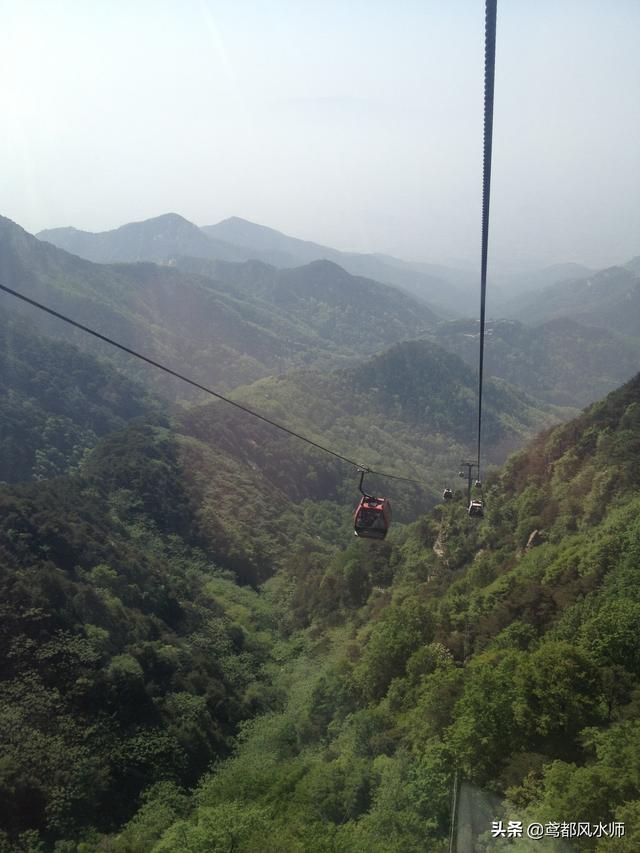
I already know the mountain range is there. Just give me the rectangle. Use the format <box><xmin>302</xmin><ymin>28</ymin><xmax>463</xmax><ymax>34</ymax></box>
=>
<box><xmin>37</xmin><ymin>213</ymin><xmax>472</xmax><ymax>314</ymax></box>
<box><xmin>7</xmin><ymin>209</ymin><xmax>639</xmax><ymax>420</ymax></box>
<box><xmin>507</xmin><ymin>264</ymin><xmax>640</xmax><ymax>335</ymax></box>
<box><xmin>37</xmin><ymin>212</ymin><xmax>640</xmax><ymax>332</ymax></box>
<box><xmin>2</xmin><ymin>216</ymin><xmax>439</xmax><ymax>395</ymax></box>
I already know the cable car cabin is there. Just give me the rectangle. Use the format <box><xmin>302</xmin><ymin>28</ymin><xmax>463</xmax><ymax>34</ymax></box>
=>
<box><xmin>468</xmin><ymin>499</ymin><xmax>484</xmax><ymax>518</ymax></box>
<box><xmin>354</xmin><ymin>496</ymin><xmax>392</xmax><ymax>540</ymax></box>
<box><xmin>443</xmin><ymin>488</ymin><xmax>453</xmax><ymax>502</ymax></box>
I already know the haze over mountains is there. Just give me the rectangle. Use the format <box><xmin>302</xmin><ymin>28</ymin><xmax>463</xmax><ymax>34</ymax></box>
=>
<box><xmin>498</xmin><ymin>261</ymin><xmax>594</xmax><ymax>295</ymax></box>
<box><xmin>7</xmin><ymin>204</ymin><xmax>639</xmax><ymax>523</ymax></box>
<box><xmin>10</xmin><ymin>205</ymin><xmax>638</xmax><ymax>552</ymax></box>
<box><xmin>37</xmin><ymin>213</ymin><xmax>473</xmax><ymax>315</ymax></box>
<box><xmin>13</xmin><ymin>209</ymin><xmax>640</xmax><ymax>414</ymax></box>
<box><xmin>0</xmin><ymin>208</ymin><xmax>579</xmax><ymax>530</ymax></box>
<box><xmin>38</xmin><ymin>213</ymin><xmax>290</xmax><ymax>267</ymax></box>
<box><xmin>507</xmin><ymin>264</ymin><xmax>640</xmax><ymax>336</ymax></box>
<box><xmin>3</xmin><ymin>216</ymin><xmax>440</xmax><ymax>394</ymax></box>
<box><xmin>37</xmin><ymin>211</ymin><xmax>640</xmax><ymax>327</ymax></box>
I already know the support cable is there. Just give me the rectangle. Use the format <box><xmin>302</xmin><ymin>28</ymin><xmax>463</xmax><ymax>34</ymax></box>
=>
<box><xmin>476</xmin><ymin>0</ymin><xmax>497</xmax><ymax>480</ymax></box>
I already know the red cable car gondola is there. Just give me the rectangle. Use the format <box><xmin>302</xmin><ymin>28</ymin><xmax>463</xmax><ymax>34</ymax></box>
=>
<box><xmin>354</xmin><ymin>469</ymin><xmax>392</xmax><ymax>540</ymax></box>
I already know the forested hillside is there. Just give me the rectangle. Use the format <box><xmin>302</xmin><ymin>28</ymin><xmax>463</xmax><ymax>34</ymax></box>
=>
<box><xmin>0</xmin><ymin>422</ymin><xmax>283</xmax><ymax>846</ymax></box>
<box><xmin>175</xmin><ymin>257</ymin><xmax>439</xmax><ymax>355</ymax></box>
<box><xmin>3</xmin><ymin>280</ymin><xmax>640</xmax><ymax>849</ymax></box>
<box><xmin>1</xmin><ymin>216</ymin><xmax>289</xmax><ymax>392</ymax></box>
<box><xmin>0</xmin><ymin>306</ymin><xmax>343</xmax><ymax>566</ymax></box>
<box><xmin>202</xmin><ymin>216</ymin><xmax>473</xmax><ymax>313</ymax></box>
<box><xmin>28</xmin><ymin>213</ymin><xmax>640</xmax><ymax>414</ymax></box>
<box><xmin>0</xmin><ymin>303</ymin><xmax>561</xmax><ymax>570</ymax></box>
<box><xmin>100</xmin><ymin>373</ymin><xmax>640</xmax><ymax>852</ymax></box>
<box><xmin>3</xmin><ymin>217</ymin><xmax>440</xmax><ymax>396</ymax></box>
<box><xmin>509</xmin><ymin>265</ymin><xmax>640</xmax><ymax>337</ymax></box>
<box><xmin>230</xmin><ymin>339</ymin><xmax>565</xmax><ymax>484</ymax></box>
<box><xmin>4</xmin><ymin>0</ymin><xmax>640</xmax><ymax>848</ymax></box>
<box><xmin>178</xmin><ymin>256</ymin><xmax>640</xmax><ymax>413</ymax></box>
<box><xmin>430</xmin><ymin>317</ymin><xmax>640</xmax><ymax>407</ymax></box>
<box><xmin>0</xmin><ymin>312</ymin><xmax>158</xmax><ymax>482</ymax></box>
<box><xmin>4</xmin><ymin>210</ymin><xmax>640</xmax><ymax>851</ymax></box>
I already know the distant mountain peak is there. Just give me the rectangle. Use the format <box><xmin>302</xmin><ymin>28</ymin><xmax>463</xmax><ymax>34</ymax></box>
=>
<box><xmin>303</xmin><ymin>258</ymin><xmax>346</xmax><ymax>273</ymax></box>
<box><xmin>214</xmin><ymin>216</ymin><xmax>298</xmax><ymax>236</ymax></box>
<box><xmin>115</xmin><ymin>212</ymin><xmax>198</xmax><ymax>232</ymax></box>
<box><xmin>151</xmin><ymin>211</ymin><xmax>187</xmax><ymax>222</ymax></box>
<box><xmin>218</xmin><ymin>215</ymin><xmax>265</xmax><ymax>228</ymax></box>
<box><xmin>625</xmin><ymin>255</ymin><xmax>640</xmax><ymax>274</ymax></box>
<box><xmin>0</xmin><ymin>214</ymin><xmax>29</xmax><ymax>234</ymax></box>
<box><xmin>595</xmin><ymin>264</ymin><xmax>635</xmax><ymax>281</ymax></box>
<box><xmin>35</xmin><ymin>212</ymin><xmax>255</xmax><ymax>265</ymax></box>
<box><xmin>203</xmin><ymin>217</ymin><xmax>475</xmax><ymax>315</ymax></box>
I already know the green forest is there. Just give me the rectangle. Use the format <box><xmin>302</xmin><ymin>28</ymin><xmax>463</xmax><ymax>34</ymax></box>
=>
<box><xmin>2</xmin><ymin>316</ymin><xmax>640</xmax><ymax>852</ymax></box>
<box><xmin>3</xmin><ymin>210</ymin><xmax>640</xmax><ymax>852</ymax></box>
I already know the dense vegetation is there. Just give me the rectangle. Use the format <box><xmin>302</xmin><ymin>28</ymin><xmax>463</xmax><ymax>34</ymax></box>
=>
<box><xmin>174</xmin><ymin>256</ymin><xmax>440</xmax><ymax>355</ymax></box>
<box><xmin>3</xmin><ymin>321</ymin><xmax>640</xmax><ymax>849</ymax></box>
<box><xmin>0</xmin><ymin>422</ymin><xmax>281</xmax><ymax>849</ymax></box>
<box><xmin>431</xmin><ymin>317</ymin><xmax>640</xmax><ymax>408</ymax></box>
<box><xmin>12</xmin><ymin>213</ymin><xmax>640</xmax><ymax>413</ymax></box>
<box><xmin>4</xmin><ymin>213</ymin><xmax>640</xmax><ymax>850</ymax></box>
<box><xmin>0</xmin><ymin>313</ymin><xmax>157</xmax><ymax>483</ymax></box>
<box><xmin>232</xmin><ymin>339</ymin><xmax>565</xmax><ymax>480</ymax></box>
<box><xmin>94</xmin><ymin>373</ymin><xmax>640</xmax><ymax>852</ymax></box>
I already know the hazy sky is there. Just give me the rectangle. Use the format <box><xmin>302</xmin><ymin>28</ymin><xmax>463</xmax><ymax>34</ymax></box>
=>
<box><xmin>1</xmin><ymin>0</ymin><xmax>639</xmax><ymax>272</ymax></box>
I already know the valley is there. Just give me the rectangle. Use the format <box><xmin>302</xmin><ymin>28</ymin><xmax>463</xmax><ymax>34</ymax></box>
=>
<box><xmin>1</xmin><ymin>211</ymin><xmax>640</xmax><ymax>851</ymax></box>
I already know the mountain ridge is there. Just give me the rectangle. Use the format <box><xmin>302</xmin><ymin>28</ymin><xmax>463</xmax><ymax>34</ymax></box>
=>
<box><xmin>37</xmin><ymin>212</ymin><xmax>467</xmax><ymax>313</ymax></box>
<box><xmin>3</xmin><ymin>215</ymin><xmax>442</xmax><ymax>396</ymax></box>
<box><xmin>507</xmin><ymin>264</ymin><xmax>640</xmax><ymax>336</ymax></box>
<box><xmin>37</xmin><ymin>212</ymin><xmax>269</xmax><ymax>265</ymax></box>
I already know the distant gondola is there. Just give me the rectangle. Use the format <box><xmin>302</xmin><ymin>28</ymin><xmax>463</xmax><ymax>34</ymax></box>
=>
<box><xmin>443</xmin><ymin>488</ymin><xmax>453</xmax><ymax>502</ymax></box>
<box><xmin>468</xmin><ymin>499</ymin><xmax>484</xmax><ymax>518</ymax></box>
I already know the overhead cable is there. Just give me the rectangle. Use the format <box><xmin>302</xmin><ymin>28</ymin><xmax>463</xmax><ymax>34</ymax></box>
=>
<box><xmin>476</xmin><ymin>0</ymin><xmax>497</xmax><ymax>479</ymax></box>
